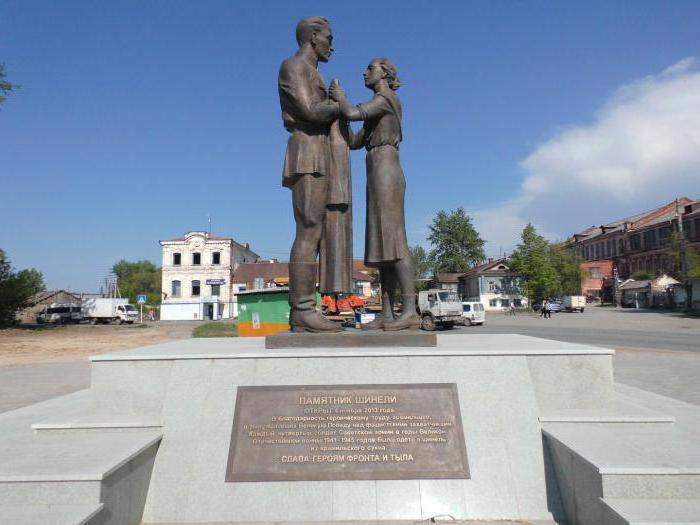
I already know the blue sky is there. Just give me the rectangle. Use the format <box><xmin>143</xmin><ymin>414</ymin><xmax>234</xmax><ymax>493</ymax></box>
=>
<box><xmin>2</xmin><ymin>1</ymin><xmax>700</xmax><ymax>291</ymax></box>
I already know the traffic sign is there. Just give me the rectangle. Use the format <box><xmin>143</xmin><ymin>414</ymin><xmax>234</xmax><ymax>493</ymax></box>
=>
<box><xmin>137</xmin><ymin>294</ymin><xmax>147</xmax><ymax>304</ymax></box>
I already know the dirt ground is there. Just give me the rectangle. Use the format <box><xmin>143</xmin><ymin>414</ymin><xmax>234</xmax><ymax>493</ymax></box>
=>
<box><xmin>0</xmin><ymin>321</ymin><xmax>197</xmax><ymax>367</ymax></box>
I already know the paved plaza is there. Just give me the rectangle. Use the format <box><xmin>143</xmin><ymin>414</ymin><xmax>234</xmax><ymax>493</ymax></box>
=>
<box><xmin>0</xmin><ymin>308</ymin><xmax>699</xmax><ymax>413</ymax></box>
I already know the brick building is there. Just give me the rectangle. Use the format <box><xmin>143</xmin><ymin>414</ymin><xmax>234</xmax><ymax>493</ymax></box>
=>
<box><xmin>569</xmin><ymin>197</ymin><xmax>700</xmax><ymax>299</ymax></box>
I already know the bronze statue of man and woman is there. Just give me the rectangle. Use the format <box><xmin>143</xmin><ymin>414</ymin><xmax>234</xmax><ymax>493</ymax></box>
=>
<box><xmin>278</xmin><ymin>16</ymin><xmax>417</xmax><ymax>333</ymax></box>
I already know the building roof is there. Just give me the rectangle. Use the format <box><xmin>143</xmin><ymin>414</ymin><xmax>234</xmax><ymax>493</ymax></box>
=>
<box><xmin>353</xmin><ymin>270</ymin><xmax>372</xmax><ymax>282</ymax></box>
<box><xmin>459</xmin><ymin>258</ymin><xmax>511</xmax><ymax>279</ymax></box>
<box><xmin>572</xmin><ymin>198</ymin><xmax>695</xmax><ymax>241</ymax></box>
<box><xmin>28</xmin><ymin>290</ymin><xmax>81</xmax><ymax>305</ymax></box>
<box><xmin>432</xmin><ymin>272</ymin><xmax>462</xmax><ymax>284</ymax></box>
<box><xmin>160</xmin><ymin>231</ymin><xmax>233</xmax><ymax>243</ymax></box>
<box><xmin>618</xmin><ymin>279</ymin><xmax>652</xmax><ymax>290</ymax></box>
<box><xmin>233</xmin><ymin>262</ymin><xmax>290</xmax><ymax>284</ymax></box>
<box><xmin>233</xmin><ymin>262</ymin><xmax>373</xmax><ymax>287</ymax></box>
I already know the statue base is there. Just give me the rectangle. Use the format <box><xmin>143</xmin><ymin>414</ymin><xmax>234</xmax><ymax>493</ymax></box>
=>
<box><xmin>265</xmin><ymin>329</ymin><xmax>436</xmax><ymax>349</ymax></box>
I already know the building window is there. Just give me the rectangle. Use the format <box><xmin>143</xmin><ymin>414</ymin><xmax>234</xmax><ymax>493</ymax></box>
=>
<box><xmin>212</xmin><ymin>252</ymin><xmax>221</xmax><ymax>265</ymax></box>
<box><xmin>513</xmin><ymin>299</ymin><xmax>522</xmax><ymax>307</ymax></box>
<box><xmin>659</xmin><ymin>226</ymin><xmax>671</xmax><ymax>241</ymax></box>
<box><xmin>211</xmin><ymin>284</ymin><xmax>221</xmax><ymax>296</ymax></box>
<box><xmin>643</xmin><ymin>230</ymin><xmax>657</xmax><ymax>249</ymax></box>
<box><xmin>606</xmin><ymin>240</ymin><xmax>612</xmax><ymax>257</ymax></box>
<box><xmin>489</xmin><ymin>299</ymin><xmax>498</xmax><ymax>307</ymax></box>
<box><xmin>173</xmin><ymin>253</ymin><xmax>181</xmax><ymax>265</ymax></box>
<box><xmin>630</xmin><ymin>234</ymin><xmax>641</xmax><ymax>251</ymax></box>
<box><xmin>619</xmin><ymin>239</ymin><xmax>625</xmax><ymax>254</ymax></box>
<box><xmin>171</xmin><ymin>280</ymin><xmax>181</xmax><ymax>297</ymax></box>
<box><xmin>488</xmin><ymin>280</ymin><xmax>496</xmax><ymax>292</ymax></box>
<box><xmin>192</xmin><ymin>252</ymin><xmax>201</xmax><ymax>265</ymax></box>
<box><xmin>192</xmin><ymin>280</ymin><xmax>200</xmax><ymax>297</ymax></box>
<box><xmin>590</xmin><ymin>267</ymin><xmax>601</xmax><ymax>279</ymax></box>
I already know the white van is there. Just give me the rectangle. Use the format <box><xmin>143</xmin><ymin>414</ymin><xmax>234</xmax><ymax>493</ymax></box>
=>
<box><xmin>461</xmin><ymin>302</ymin><xmax>485</xmax><ymax>326</ymax></box>
<box><xmin>37</xmin><ymin>303</ymin><xmax>83</xmax><ymax>324</ymax></box>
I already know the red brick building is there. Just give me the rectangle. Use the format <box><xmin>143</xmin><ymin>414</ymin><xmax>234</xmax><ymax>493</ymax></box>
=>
<box><xmin>569</xmin><ymin>197</ymin><xmax>700</xmax><ymax>299</ymax></box>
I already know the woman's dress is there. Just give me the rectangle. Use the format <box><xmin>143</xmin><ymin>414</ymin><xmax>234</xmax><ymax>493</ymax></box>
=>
<box><xmin>356</xmin><ymin>90</ymin><xmax>410</xmax><ymax>266</ymax></box>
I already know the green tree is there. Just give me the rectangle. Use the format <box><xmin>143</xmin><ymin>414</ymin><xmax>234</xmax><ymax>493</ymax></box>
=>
<box><xmin>0</xmin><ymin>64</ymin><xmax>19</xmax><ymax>105</ymax></box>
<box><xmin>0</xmin><ymin>249</ymin><xmax>45</xmax><ymax>327</ymax></box>
<box><xmin>550</xmin><ymin>242</ymin><xmax>583</xmax><ymax>295</ymax></box>
<box><xmin>427</xmin><ymin>207</ymin><xmax>486</xmax><ymax>273</ymax></box>
<box><xmin>409</xmin><ymin>245</ymin><xmax>431</xmax><ymax>291</ymax></box>
<box><xmin>667</xmin><ymin>232</ymin><xmax>700</xmax><ymax>279</ymax></box>
<box><xmin>509</xmin><ymin>224</ymin><xmax>560</xmax><ymax>304</ymax></box>
<box><xmin>687</xmin><ymin>248</ymin><xmax>700</xmax><ymax>279</ymax></box>
<box><xmin>112</xmin><ymin>260</ymin><xmax>161</xmax><ymax>305</ymax></box>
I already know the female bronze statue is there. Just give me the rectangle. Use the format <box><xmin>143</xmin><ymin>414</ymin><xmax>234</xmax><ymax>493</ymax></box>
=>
<box><xmin>330</xmin><ymin>58</ymin><xmax>418</xmax><ymax>330</ymax></box>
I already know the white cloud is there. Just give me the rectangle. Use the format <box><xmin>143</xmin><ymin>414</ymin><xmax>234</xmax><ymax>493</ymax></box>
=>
<box><xmin>473</xmin><ymin>58</ymin><xmax>700</xmax><ymax>254</ymax></box>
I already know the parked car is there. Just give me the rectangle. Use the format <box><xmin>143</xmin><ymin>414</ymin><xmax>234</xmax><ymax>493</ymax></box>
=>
<box><xmin>461</xmin><ymin>302</ymin><xmax>485</xmax><ymax>326</ymax></box>
<box><xmin>533</xmin><ymin>300</ymin><xmax>562</xmax><ymax>313</ymax></box>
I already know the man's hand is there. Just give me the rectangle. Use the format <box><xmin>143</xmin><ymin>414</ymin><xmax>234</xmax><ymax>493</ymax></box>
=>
<box><xmin>329</xmin><ymin>79</ymin><xmax>346</xmax><ymax>102</ymax></box>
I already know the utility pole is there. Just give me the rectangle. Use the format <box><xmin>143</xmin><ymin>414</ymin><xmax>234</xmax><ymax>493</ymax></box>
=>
<box><xmin>675</xmin><ymin>199</ymin><xmax>691</xmax><ymax>310</ymax></box>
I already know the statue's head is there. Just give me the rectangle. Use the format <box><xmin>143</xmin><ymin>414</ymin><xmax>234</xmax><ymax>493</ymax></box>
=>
<box><xmin>364</xmin><ymin>58</ymin><xmax>400</xmax><ymax>91</ymax></box>
<box><xmin>296</xmin><ymin>16</ymin><xmax>333</xmax><ymax>62</ymax></box>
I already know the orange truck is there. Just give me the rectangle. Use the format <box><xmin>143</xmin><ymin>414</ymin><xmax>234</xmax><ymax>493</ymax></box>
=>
<box><xmin>321</xmin><ymin>295</ymin><xmax>366</xmax><ymax>315</ymax></box>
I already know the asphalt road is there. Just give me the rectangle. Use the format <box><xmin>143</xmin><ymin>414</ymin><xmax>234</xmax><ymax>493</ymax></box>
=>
<box><xmin>456</xmin><ymin>316</ymin><xmax>700</xmax><ymax>352</ymax></box>
<box><xmin>440</xmin><ymin>305</ymin><xmax>700</xmax><ymax>350</ymax></box>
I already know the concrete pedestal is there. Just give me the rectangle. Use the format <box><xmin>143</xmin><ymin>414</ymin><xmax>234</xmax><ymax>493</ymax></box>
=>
<box><xmin>85</xmin><ymin>334</ymin><xmax>614</xmax><ymax>523</ymax></box>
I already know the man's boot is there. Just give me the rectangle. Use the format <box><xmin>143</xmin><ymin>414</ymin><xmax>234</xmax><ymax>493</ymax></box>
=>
<box><xmin>383</xmin><ymin>294</ymin><xmax>419</xmax><ymax>331</ymax></box>
<box><xmin>289</xmin><ymin>262</ymin><xmax>342</xmax><ymax>333</ymax></box>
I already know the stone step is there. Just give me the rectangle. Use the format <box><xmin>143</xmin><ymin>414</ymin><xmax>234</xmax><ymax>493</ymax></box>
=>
<box><xmin>544</xmin><ymin>422</ymin><xmax>700</xmax><ymax>524</ymax></box>
<box><xmin>0</xmin><ymin>503</ymin><xmax>104</xmax><ymax>525</ymax></box>
<box><xmin>539</xmin><ymin>395</ymin><xmax>675</xmax><ymax>424</ymax></box>
<box><xmin>601</xmin><ymin>498</ymin><xmax>700</xmax><ymax>524</ymax></box>
<box><xmin>32</xmin><ymin>411</ymin><xmax>162</xmax><ymax>434</ymax></box>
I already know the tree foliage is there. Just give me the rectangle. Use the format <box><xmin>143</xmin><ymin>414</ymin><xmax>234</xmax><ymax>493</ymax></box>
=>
<box><xmin>0</xmin><ymin>64</ymin><xmax>19</xmax><ymax>105</ymax></box>
<box><xmin>509</xmin><ymin>224</ymin><xmax>561</xmax><ymax>303</ymax></box>
<box><xmin>112</xmin><ymin>259</ymin><xmax>161</xmax><ymax>305</ymax></box>
<box><xmin>427</xmin><ymin>207</ymin><xmax>486</xmax><ymax>273</ymax></box>
<box><xmin>549</xmin><ymin>243</ymin><xmax>584</xmax><ymax>295</ymax></box>
<box><xmin>666</xmin><ymin>232</ymin><xmax>700</xmax><ymax>279</ymax></box>
<box><xmin>409</xmin><ymin>245</ymin><xmax>430</xmax><ymax>279</ymax></box>
<box><xmin>0</xmin><ymin>249</ymin><xmax>45</xmax><ymax>327</ymax></box>
<box><xmin>631</xmin><ymin>271</ymin><xmax>655</xmax><ymax>281</ymax></box>
<box><xmin>409</xmin><ymin>245</ymin><xmax>431</xmax><ymax>291</ymax></box>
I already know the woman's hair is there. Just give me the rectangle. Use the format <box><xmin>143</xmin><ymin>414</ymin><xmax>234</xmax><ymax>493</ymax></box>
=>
<box><xmin>373</xmin><ymin>58</ymin><xmax>400</xmax><ymax>90</ymax></box>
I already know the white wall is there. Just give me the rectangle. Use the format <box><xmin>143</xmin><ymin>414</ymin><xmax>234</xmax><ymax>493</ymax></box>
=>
<box><xmin>160</xmin><ymin>303</ymin><xmax>200</xmax><ymax>321</ymax></box>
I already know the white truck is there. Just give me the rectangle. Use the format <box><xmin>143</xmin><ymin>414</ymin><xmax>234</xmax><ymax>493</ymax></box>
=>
<box><xmin>82</xmin><ymin>298</ymin><xmax>139</xmax><ymax>324</ymax></box>
<box><xmin>563</xmin><ymin>295</ymin><xmax>586</xmax><ymax>313</ymax></box>
<box><xmin>417</xmin><ymin>289</ymin><xmax>464</xmax><ymax>331</ymax></box>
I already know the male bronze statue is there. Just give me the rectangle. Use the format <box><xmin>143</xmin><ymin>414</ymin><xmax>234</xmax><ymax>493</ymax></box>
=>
<box><xmin>278</xmin><ymin>16</ymin><xmax>352</xmax><ymax>333</ymax></box>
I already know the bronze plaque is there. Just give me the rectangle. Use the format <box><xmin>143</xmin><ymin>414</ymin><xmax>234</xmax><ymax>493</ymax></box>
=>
<box><xmin>225</xmin><ymin>384</ymin><xmax>469</xmax><ymax>482</ymax></box>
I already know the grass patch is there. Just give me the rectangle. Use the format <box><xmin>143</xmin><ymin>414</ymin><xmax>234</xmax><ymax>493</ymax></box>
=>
<box><xmin>193</xmin><ymin>321</ymin><xmax>238</xmax><ymax>338</ymax></box>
